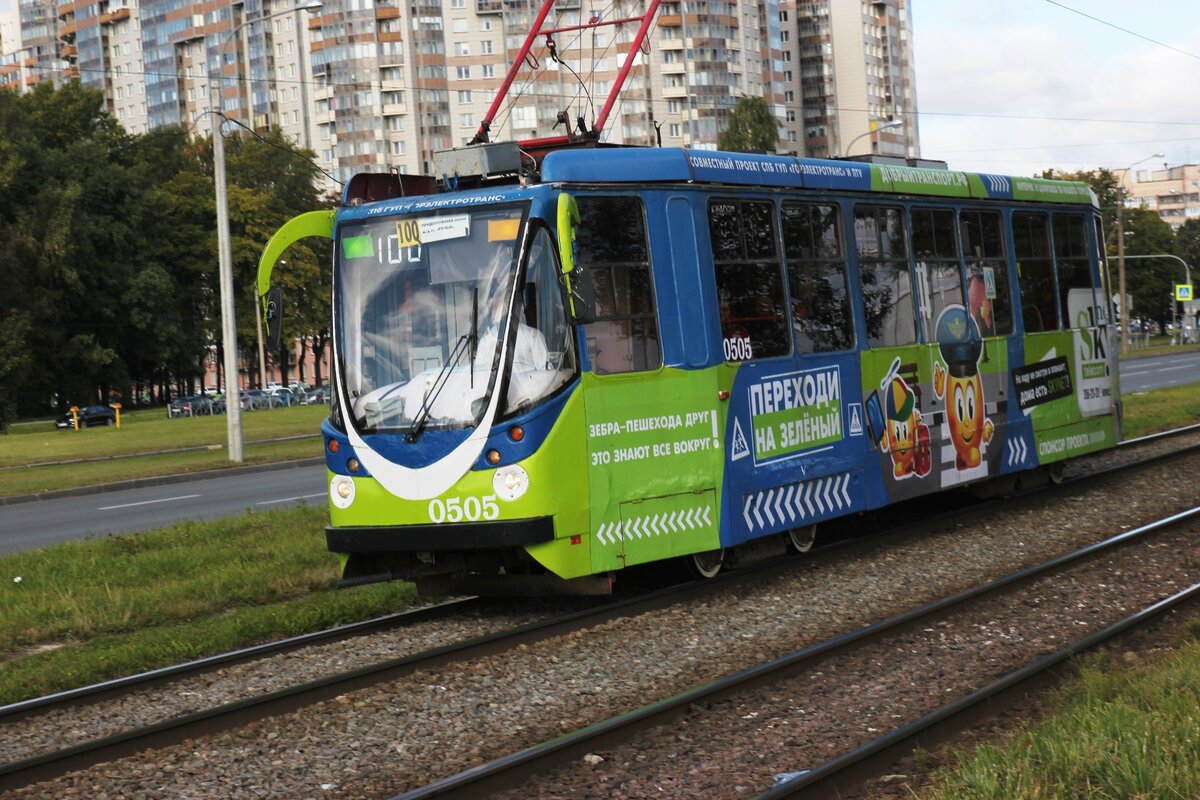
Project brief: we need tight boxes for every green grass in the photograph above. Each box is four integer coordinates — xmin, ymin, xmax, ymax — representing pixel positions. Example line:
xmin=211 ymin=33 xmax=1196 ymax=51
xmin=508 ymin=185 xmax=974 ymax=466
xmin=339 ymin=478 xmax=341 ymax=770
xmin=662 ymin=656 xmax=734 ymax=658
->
xmin=913 ymin=627 xmax=1200 ymax=800
xmin=1121 ymin=383 xmax=1200 ymax=439
xmin=0 ymin=405 xmax=329 ymax=497
xmin=0 ymin=505 xmax=418 ymax=703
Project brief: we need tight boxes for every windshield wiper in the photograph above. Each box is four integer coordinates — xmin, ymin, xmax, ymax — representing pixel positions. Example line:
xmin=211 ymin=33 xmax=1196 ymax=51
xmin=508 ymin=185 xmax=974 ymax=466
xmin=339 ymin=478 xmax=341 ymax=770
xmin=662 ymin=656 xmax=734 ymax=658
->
xmin=469 ymin=287 xmax=479 ymax=389
xmin=405 ymin=332 xmax=472 ymax=443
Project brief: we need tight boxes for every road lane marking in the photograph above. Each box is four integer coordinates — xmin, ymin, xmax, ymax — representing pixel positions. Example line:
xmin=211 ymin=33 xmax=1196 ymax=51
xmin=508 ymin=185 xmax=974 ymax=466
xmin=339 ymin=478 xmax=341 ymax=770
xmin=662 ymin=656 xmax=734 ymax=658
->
xmin=256 ymin=493 xmax=327 ymax=506
xmin=98 ymin=494 xmax=201 ymax=511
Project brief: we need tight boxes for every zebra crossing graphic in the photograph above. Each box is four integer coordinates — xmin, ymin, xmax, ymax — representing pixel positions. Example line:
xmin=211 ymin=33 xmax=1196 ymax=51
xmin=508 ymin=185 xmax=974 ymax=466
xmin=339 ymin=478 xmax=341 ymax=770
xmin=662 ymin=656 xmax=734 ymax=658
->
xmin=741 ymin=473 xmax=853 ymax=534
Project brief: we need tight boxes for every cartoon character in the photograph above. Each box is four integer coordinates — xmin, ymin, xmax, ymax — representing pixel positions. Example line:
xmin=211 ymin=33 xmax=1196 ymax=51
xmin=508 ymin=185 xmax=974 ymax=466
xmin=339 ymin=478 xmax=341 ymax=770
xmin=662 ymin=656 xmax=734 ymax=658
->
xmin=933 ymin=306 xmax=994 ymax=470
xmin=876 ymin=358 xmax=931 ymax=479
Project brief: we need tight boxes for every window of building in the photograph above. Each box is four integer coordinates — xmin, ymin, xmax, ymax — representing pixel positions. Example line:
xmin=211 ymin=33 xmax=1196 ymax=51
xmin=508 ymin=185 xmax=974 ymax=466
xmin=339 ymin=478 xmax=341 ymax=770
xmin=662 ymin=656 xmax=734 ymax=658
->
xmin=456 ymin=66 xmax=471 ymax=79
xmin=576 ymin=196 xmax=661 ymax=374
xmin=709 ymin=199 xmax=790 ymax=361
xmin=481 ymin=40 xmax=494 ymax=54
xmin=457 ymin=90 xmax=472 ymax=103
xmin=1012 ymin=212 xmax=1058 ymax=332
xmin=1053 ymin=213 xmax=1094 ymax=329
xmin=482 ymin=64 xmax=495 ymax=78
xmin=453 ymin=18 xmax=467 ymax=32
xmin=960 ymin=210 xmax=1013 ymax=336
xmin=910 ymin=207 xmax=964 ymax=341
xmin=855 ymin=205 xmax=916 ymax=347
xmin=454 ymin=41 xmax=469 ymax=56
xmin=782 ymin=202 xmax=853 ymax=353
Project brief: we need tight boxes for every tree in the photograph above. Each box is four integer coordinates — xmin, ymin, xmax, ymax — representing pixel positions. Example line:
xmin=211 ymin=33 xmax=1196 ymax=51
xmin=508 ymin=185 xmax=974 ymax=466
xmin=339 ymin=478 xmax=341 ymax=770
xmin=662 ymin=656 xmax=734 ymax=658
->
xmin=718 ymin=96 xmax=779 ymax=154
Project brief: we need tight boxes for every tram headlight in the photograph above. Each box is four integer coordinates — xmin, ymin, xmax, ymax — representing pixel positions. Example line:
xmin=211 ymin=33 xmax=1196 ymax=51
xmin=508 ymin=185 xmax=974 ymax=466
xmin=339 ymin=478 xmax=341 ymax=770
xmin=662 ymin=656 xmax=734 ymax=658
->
xmin=330 ymin=475 xmax=356 ymax=509
xmin=492 ymin=464 xmax=529 ymax=502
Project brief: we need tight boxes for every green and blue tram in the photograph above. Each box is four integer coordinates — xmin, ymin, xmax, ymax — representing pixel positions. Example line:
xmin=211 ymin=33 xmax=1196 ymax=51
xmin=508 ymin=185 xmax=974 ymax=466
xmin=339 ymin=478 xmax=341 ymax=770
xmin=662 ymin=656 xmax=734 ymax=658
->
xmin=259 ymin=146 xmax=1119 ymax=594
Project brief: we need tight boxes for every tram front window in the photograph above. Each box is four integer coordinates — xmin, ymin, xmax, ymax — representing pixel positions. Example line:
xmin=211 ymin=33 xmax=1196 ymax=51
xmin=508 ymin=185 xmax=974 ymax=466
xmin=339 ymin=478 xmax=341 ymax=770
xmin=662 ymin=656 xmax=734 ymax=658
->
xmin=335 ymin=204 xmax=531 ymax=434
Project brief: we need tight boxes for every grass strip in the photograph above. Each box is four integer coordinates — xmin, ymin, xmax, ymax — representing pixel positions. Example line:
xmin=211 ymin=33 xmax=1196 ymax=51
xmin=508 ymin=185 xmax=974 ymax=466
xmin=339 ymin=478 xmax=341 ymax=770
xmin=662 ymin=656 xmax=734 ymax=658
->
xmin=914 ymin=625 xmax=1200 ymax=800
xmin=0 ymin=505 xmax=417 ymax=704
xmin=1121 ymin=383 xmax=1200 ymax=439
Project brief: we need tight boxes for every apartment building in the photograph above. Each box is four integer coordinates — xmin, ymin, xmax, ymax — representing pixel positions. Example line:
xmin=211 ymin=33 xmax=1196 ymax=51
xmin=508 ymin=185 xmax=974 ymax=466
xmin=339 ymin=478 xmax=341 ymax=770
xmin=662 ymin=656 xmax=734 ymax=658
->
xmin=775 ymin=0 xmax=917 ymax=159
xmin=1116 ymin=163 xmax=1200 ymax=231
xmin=8 ymin=0 xmax=921 ymax=183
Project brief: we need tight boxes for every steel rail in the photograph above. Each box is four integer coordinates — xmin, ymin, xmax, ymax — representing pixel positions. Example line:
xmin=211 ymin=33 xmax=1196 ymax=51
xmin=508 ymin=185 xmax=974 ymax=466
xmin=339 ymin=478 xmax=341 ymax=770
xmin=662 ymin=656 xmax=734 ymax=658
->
xmin=758 ymin=581 xmax=1200 ymax=799
xmin=4 ymin=429 xmax=1197 ymax=793
xmin=389 ymin=505 xmax=1200 ymax=799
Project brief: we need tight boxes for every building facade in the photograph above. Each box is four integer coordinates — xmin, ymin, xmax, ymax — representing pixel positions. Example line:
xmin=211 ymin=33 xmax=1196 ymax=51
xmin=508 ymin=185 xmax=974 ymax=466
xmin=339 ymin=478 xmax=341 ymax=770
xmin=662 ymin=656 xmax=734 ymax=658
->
xmin=6 ymin=0 xmax=922 ymax=184
xmin=1116 ymin=163 xmax=1200 ymax=231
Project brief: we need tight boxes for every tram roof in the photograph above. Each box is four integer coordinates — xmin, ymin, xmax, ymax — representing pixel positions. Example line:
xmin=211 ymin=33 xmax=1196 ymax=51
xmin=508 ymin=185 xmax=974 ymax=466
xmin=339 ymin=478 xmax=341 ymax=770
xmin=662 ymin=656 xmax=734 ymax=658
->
xmin=540 ymin=147 xmax=1098 ymax=207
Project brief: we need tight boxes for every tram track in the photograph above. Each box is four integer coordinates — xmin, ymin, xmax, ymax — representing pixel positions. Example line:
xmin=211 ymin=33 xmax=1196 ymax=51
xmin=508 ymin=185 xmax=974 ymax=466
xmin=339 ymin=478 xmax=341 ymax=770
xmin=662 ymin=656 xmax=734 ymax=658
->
xmin=413 ymin=507 xmax=1200 ymax=800
xmin=2 ymin=427 xmax=1199 ymax=797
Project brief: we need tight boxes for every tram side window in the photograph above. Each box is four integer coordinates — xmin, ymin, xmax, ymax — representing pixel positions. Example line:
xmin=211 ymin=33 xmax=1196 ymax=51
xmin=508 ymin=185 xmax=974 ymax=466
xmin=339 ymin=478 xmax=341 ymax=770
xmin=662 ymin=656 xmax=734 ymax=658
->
xmin=1012 ymin=212 xmax=1059 ymax=332
xmin=781 ymin=201 xmax=853 ymax=352
xmin=855 ymin=206 xmax=917 ymax=348
xmin=708 ymin=199 xmax=790 ymax=361
xmin=1093 ymin=216 xmax=1112 ymax=325
xmin=910 ymin=207 xmax=964 ymax=341
xmin=575 ymin=196 xmax=662 ymax=374
xmin=960 ymin=210 xmax=1013 ymax=337
xmin=1053 ymin=214 xmax=1093 ymax=329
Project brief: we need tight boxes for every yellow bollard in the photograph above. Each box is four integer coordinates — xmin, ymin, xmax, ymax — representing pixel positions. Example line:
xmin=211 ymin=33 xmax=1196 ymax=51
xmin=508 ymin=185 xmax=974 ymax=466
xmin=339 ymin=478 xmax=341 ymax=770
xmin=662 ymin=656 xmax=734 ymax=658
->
xmin=112 ymin=402 xmax=122 ymax=429
xmin=70 ymin=405 xmax=79 ymax=431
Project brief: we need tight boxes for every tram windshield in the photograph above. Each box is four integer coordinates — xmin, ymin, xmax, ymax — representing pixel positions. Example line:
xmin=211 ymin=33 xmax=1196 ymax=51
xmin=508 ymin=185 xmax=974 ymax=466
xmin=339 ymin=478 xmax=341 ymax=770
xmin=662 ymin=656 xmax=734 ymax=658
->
xmin=336 ymin=203 xmax=576 ymax=436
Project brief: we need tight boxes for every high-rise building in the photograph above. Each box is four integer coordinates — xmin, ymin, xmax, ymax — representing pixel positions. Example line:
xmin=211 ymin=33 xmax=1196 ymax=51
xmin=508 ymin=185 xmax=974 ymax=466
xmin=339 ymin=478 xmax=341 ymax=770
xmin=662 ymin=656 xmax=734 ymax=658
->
xmin=8 ymin=0 xmax=921 ymax=185
xmin=776 ymin=0 xmax=918 ymax=159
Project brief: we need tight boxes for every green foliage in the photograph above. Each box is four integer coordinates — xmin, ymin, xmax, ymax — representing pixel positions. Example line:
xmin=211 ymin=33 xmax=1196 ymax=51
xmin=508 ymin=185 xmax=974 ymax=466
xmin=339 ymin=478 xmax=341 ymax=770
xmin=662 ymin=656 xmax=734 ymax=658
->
xmin=0 ymin=82 xmax=330 ymax=426
xmin=920 ymin=641 xmax=1200 ymax=800
xmin=718 ymin=96 xmax=780 ymax=154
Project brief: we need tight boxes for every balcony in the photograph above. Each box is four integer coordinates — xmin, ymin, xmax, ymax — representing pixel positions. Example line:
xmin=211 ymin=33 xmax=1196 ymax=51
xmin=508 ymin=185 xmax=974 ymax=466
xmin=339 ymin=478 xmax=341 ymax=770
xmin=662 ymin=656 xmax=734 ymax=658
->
xmin=477 ymin=0 xmax=503 ymax=13
xmin=100 ymin=6 xmax=130 ymax=25
xmin=375 ymin=4 xmax=399 ymax=19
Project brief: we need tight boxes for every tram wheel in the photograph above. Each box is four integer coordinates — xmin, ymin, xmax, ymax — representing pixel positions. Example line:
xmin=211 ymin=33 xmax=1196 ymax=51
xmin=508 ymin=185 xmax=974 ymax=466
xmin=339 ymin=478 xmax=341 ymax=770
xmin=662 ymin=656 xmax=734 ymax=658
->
xmin=788 ymin=524 xmax=817 ymax=553
xmin=1047 ymin=462 xmax=1066 ymax=485
xmin=687 ymin=548 xmax=725 ymax=579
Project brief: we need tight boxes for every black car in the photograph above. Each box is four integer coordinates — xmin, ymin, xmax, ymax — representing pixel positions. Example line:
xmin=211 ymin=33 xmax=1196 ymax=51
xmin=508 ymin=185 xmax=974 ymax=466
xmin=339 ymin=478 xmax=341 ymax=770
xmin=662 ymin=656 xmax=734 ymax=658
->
xmin=56 ymin=404 xmax=116 ymax=429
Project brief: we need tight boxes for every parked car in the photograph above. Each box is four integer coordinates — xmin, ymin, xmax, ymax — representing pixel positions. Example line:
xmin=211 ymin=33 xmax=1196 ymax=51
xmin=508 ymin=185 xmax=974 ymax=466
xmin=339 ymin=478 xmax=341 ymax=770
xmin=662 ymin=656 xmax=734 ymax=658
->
xmin=56 ymin=404 xmax=116 ymax=429
xmin=288 ymin=380 xmax=311 ymax=393
xmin=268 ymin=387 xmax=301 ymax=407
xmin=302 ymin=385 xmax=332 ymax=405
xmin=241 ymin=389 xmax=278 ymax=411
xmin=167 ymin=395 xmax=213 ymax=418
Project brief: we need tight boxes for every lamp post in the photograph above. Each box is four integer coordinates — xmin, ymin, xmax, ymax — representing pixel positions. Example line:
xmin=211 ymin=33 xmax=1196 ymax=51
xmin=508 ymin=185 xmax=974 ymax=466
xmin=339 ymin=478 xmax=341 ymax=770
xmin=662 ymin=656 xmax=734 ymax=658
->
xmin=840 ymin=119 xmax=903 ymax=158
xmin=1116 ymin=151 xmax=1165 ymax=354
xmin=208 ymin=0 xmax=322 ymax=461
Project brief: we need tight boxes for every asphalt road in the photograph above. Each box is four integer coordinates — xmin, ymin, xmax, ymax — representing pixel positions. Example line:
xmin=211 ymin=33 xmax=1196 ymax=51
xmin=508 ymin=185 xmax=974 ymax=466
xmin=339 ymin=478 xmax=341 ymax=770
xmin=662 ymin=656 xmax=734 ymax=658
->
xmin=0 ymin=464 xmax=328 ymax=556
xmin=1119 ymin=349 xmax=1200 ymax=395
xmin=0 ymin=351 xmax=1196 ymax=556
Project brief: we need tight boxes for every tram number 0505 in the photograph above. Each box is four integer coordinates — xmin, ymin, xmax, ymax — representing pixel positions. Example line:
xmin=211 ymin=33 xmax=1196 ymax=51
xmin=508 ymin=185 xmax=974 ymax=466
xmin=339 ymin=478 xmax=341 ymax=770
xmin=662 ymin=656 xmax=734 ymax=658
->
xmin=428 ymin=495 xmax=500 ymax=523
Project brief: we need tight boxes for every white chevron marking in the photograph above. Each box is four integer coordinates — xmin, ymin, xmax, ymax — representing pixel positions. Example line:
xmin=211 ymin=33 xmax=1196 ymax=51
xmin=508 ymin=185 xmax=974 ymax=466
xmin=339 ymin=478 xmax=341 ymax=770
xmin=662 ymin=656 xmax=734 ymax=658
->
xmin=782 ymin=484 xmax=796 ymax=523
xmin=751 ymin=494 xmax=765 ymax=529
xmin=763 ymin=489 xmax=776 ymax=527
xmin=773 ymin=486 xmax=787 ymax=524
xmin=814 ymin=478 xmax=826 ymax=515
xmin=702 ymin=505 xmax=712 ymax=526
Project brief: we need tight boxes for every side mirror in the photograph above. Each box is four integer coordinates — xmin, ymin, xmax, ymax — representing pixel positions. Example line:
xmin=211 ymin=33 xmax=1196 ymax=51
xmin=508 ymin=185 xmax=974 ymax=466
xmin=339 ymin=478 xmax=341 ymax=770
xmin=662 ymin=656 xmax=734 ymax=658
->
xmin=556 ymin=193 xmax=597 ymax=324
xmin=265 ymin=286 xmax=283 ymax=351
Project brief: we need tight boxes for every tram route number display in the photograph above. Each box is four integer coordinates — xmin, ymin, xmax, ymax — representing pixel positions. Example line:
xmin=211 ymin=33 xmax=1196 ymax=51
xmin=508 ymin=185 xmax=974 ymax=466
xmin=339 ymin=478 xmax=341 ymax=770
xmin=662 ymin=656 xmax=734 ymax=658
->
xmin=1013 ymin=356 xmax=1073 ymax=412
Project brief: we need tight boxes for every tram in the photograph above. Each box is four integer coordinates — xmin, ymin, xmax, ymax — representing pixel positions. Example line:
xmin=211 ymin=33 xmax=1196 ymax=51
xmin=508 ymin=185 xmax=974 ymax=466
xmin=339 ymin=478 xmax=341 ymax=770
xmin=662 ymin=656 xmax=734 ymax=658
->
xmin=258 ymin=144 xmax=1120 ymax=594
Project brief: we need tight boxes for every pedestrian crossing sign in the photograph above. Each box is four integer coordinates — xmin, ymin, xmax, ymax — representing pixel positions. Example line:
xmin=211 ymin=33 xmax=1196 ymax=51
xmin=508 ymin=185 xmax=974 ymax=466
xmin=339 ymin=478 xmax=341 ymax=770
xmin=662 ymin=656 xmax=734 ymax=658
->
xmin=1176 ymin=284 xmax=1193 ymax=301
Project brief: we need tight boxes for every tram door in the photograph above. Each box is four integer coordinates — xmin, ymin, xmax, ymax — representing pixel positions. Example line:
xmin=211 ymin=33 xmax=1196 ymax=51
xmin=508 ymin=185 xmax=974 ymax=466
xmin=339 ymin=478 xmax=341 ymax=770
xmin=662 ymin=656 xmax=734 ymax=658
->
xmin=573 ymin=194 xmax=723 ymax=573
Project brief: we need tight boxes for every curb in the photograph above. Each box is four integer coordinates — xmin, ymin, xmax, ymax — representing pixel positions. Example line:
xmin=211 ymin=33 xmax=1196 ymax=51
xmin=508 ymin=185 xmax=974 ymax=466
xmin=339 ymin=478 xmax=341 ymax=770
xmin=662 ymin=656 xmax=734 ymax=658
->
xmin=0 ymin=457 xmax=325 ymax=507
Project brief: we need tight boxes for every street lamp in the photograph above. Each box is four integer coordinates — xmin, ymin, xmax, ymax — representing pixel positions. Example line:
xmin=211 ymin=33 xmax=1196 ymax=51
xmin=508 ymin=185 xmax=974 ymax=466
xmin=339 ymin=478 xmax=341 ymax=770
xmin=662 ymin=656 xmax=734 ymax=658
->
xmin=208 ymin=0 xmax=322 ymax=461
xmin=839 ymin=119 xmax=903 ymax=158
xmin=1116 ymin=151 xmax=1165 ymax=354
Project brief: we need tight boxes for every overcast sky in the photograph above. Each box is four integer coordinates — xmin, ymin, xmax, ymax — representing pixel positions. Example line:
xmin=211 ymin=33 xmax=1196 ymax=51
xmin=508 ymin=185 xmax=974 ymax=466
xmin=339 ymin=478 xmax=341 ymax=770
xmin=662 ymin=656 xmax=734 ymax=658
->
xmin=910 ymin=0 xmax=1200 ymax=176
